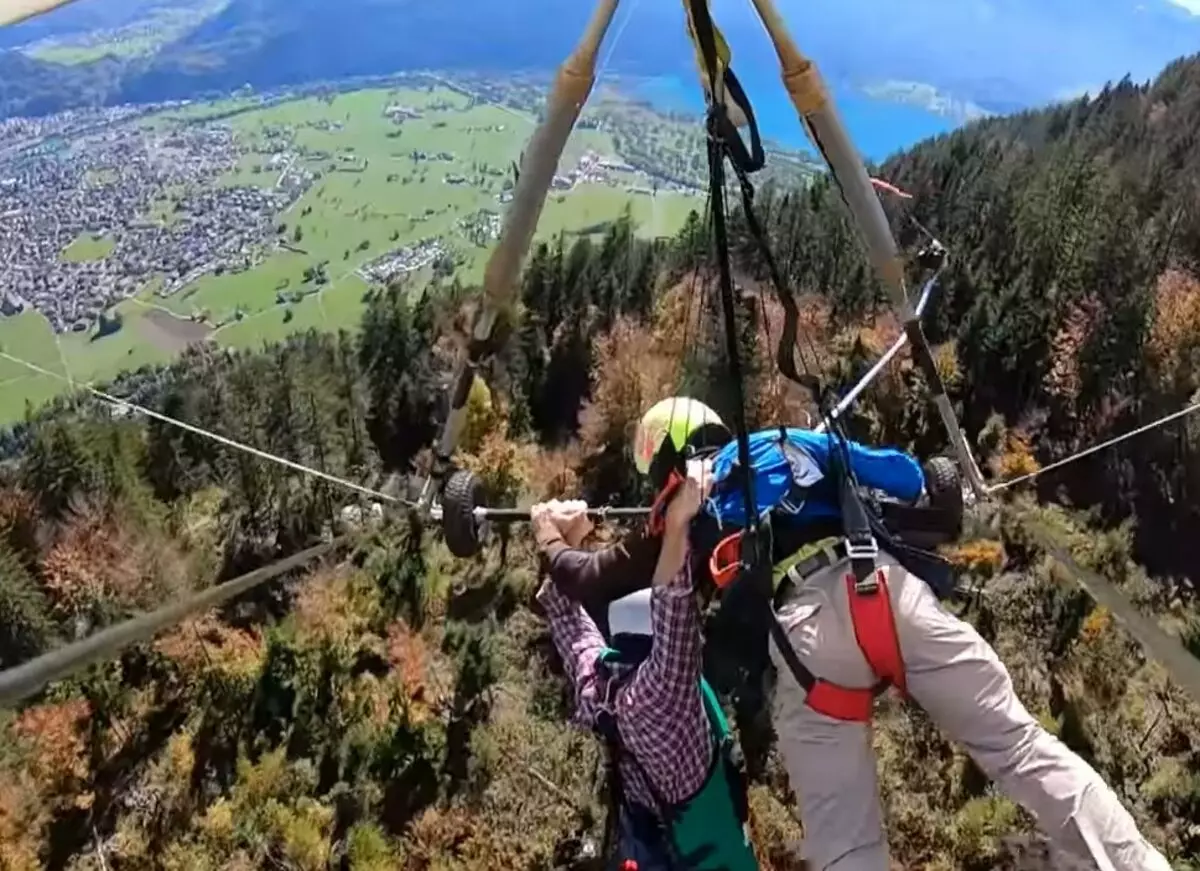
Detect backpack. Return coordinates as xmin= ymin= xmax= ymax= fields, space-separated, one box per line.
xmin=596 ymin=649 xmax=759 ymax=871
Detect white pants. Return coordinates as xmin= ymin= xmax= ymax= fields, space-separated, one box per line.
xmin=768 ymin=553 xmax=1173 ymax=871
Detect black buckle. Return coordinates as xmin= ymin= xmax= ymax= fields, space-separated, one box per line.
xmin=854 ymin=571 xmax=880 ymax=596
xmin=846 ymin=532 xmax=879 ymax=595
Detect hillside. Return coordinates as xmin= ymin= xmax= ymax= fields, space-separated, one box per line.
xmin=0 ymin=0 xmax=196 ymax=50
xmin=733 ymin=52 xmax=1200 ymax=583
xmin=2 ymin=48 xmax=1200 ymax=871
xmin=0 ymin=0 xmax=693 ymax=118
xmin=117 ymin=0 xmax=688 ymax=104
xmin=0 ymin=50 xmax=125 ymax=116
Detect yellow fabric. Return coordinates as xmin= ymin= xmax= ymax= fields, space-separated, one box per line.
xmin=634 ymin=397 xmax=725 ymax=475
xmin=0 ymin=0 xmax=78 ymax=27
xmin=682 ymin=0 xmax=731 ymax=95
xmin=771 ymin=537 xmax=838 ymax=591
xmin=681 ymin=0 xmax=749 ymax=128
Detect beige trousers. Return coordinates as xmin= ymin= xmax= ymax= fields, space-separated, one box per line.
xmin=768 ymin=551 xmax=1173 ymax=871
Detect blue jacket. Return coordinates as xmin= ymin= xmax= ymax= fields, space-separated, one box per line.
xmin=704 ymin=428 xmax=924 ymax=529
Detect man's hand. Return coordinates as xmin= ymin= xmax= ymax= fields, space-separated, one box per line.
xmin=530 ymin=499 xmax=594 ymax=548
xmin=553 ymin=499 xmax=594 ymax=547
xmin=664 ymin=458 xmax=712 ymax=534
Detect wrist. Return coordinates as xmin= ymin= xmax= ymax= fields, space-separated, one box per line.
xmin=662 ymin=520 xmax=691 ymax=545
xmin=533 ymin=516 xmax=563 ymax=546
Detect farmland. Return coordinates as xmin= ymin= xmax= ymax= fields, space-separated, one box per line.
xmin=0 ymin=77 xmax=722 ymax=423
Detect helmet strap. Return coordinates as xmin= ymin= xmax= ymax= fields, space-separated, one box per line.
xmin=648 ymin=437 xmax=685 ymax=491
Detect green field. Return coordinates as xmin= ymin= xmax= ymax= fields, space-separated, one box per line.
xmin=0 ymin=294 xmax=183 ymax=422
xmin=30 ymin=35 xmax=159 ymax=65
xmin=0 ymin=84 xmax=703 ymax=424
xmin=61 ymin=232 xmax=116 ymax=262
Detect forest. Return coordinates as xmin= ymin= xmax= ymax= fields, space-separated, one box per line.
xmin=2 ymin=53 xmax=1200 ymax=871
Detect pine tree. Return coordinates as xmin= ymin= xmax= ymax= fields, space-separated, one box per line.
xmin=0 ymin=543 xmax=55 ymax=668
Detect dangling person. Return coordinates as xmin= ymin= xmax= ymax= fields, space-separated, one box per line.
xmin=534 ymin=459 xmax=759 ymax=871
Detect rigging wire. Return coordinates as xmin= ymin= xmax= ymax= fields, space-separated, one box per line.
xmin=988 ymin=398 xmax=1200 ymax=493
xmin=0 ymin=350 xmax=405 ymax=508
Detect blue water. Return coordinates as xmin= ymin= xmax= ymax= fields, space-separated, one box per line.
xmin=632 ymin=74 xmax=957 ymax=164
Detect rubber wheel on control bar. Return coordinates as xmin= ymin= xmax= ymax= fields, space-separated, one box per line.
xmin=443 ymin=469 xmax=485 ymax=558
xmin=922 ymin=455 xmax=964 ymax=533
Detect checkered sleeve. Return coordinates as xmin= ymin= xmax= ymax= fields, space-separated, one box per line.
xmin=614 ymin=550 xmax=713 ymax=803
xmin=536 ymin=577 xmax=606 ymax=728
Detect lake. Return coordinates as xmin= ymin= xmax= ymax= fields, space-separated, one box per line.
xmin=632 ymin=73 xmax=958 ymax=164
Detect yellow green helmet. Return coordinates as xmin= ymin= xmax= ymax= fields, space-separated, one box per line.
xmin=633 ymin=396 xmax=729 ymax=478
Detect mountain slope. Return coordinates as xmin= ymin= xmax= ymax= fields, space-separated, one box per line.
xmin=117 ymin=0 xmax=693 ymax=103
xmin=0 ymin=50 xmax=125 ymax=116
xmin=1 ymin=47 xmax=1200 ymax=870
xmin=0 ymin=0 xmax=163 ymax=49
xmin=736 ymin=52 xmax=1200 ymax=583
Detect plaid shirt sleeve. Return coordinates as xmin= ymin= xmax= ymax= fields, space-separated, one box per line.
xmin=535 ymin=577 xmax=606 ymax=730
xmin=615 ymin=549 xmax=713 ymax=805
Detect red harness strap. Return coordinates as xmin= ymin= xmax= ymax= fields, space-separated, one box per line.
xmin=803 ymin=569 xmax=907 ymax=722
xmin=687 ymin=471 xmax=907 ymax=723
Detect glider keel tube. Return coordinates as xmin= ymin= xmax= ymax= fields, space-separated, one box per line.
xmin=425 ymin=0 xmax=620 ymax=507
xmin=745 ymin=0 xmax=907 ymax=312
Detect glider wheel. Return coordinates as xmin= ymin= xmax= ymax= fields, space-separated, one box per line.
xmin=922 ymin=455 xmax=964 ymax=530
xmin=442 ymin=469 xmax=485 ymax=558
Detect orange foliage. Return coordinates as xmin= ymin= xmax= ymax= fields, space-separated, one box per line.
xmin=405 ymin=806 xmax=476 ymax=862
xmin=457 ymin=429 xmax=535 ymax=506
xmin=752 ymin=286 xmax=833 ymax=354
xmin=1045 ymin=295 xmax=1101 ymax=407
xmin=41 ymin=512 xmax=128 ymax=613
xmin=340 ymin=674 xmax=395 ymax=730
xmin=652 ymin=273 xmax=708 ymax=353
xmin=10 ymin=699 xmax=91 ymax=795
xmin=854 ymin=312 xmax=903 ymax=359
xmin=754 ymin=288 xmax=836 ymax=376
xmin=1147 ymin=269 xmax=1200 ymax=395
xmin=155 ymin=613 xmax=265 ymax=680
xmin=386 ymin=620 xmax=429 ymax=703
xmin=754 ymin=370 xmax=820 ymax=429
xmin=993 ymin=433 xmax=1041 ymax=484
xmin=292 ymin=568 xmax=370 ymax=649
xmin=0 ymin=780 xmax=42 ymax=871
xmin=942 ymin=539 xmax=1006 ymax=576
xmin=1080 ymin=605 xmax=1114 ymax=644
xmin=578 ymin=315 xmax=678 ymax=459
xmin=41 ymin=509 xmax=188 ymax=616
xmin=522 ymin=445 xmax=582 ymax=502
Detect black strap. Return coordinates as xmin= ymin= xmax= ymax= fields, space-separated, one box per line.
xmin=599 ymin=720 xmax=623 ymax=860
xmin=594 ymin=664 xmax=682 ymax=861
xmin=773 ymin=540 xmax=846 ymax=608
xmin=600 ymin=708 xmax=749 ymax=871
xmin=765 ymin=598 xmax=817 ymax=695
xmin=768 ymin=538 xmax=892 ymax=702
xmin=879 ymin=501 xmax=961 ymax=537
xmin=715 ymin=67 xmax=765 ymax=174
xmin=685 ymin=0 xmax=765 ymax=176
xmin=827 ymin=438 xmax=880 ymax=593
xmin=726 ymin=162 xmax=819 ymax=396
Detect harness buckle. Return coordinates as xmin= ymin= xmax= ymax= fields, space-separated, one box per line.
xmin=846 ymin=534 xmax=880 ymax=594
xmin=854 ymin=574 xmax=879 ymax=595
xmin=845 ymin=536 xmax=878 ymax=563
